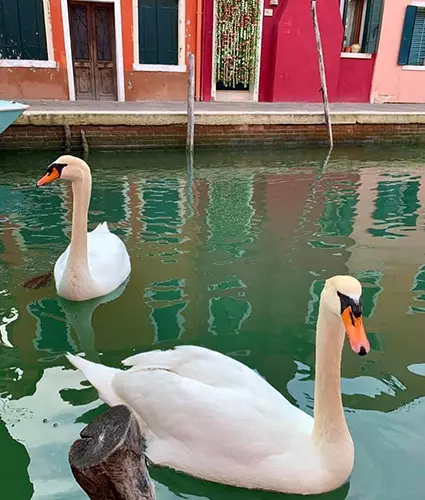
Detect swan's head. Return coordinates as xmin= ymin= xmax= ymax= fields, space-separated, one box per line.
xmin=321 ymin=275 xmax=370 ymax=356
xmin=36 ymin=155 xmax=90 ymax=186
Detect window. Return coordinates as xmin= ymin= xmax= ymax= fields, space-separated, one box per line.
xmin=340 ymin=0 xmax=383 ymax=55
xmin=144 ymin=279 xmax=187 ymax=343
xmin=398 ymin=6 xmax=425 ymax=67
xmin=0 ymin=0 xmax=47 ymax=60
xmin=319 ymin=183 xmax=358 ymax=237
xmin=368 ymin=178 xmax=419 ymax=238
xmin=136 ymin=0 xmax=182 ymax=68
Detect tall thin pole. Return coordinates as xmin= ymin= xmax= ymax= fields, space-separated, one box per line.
xmin=186 ymin=52 xmax=195 ymax=153
xmin=311 ymin=0 xmax=333 ymax=150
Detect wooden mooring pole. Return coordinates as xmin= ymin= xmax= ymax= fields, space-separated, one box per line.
xmin=186 ymin=52 xmax=195 ymax=153
xmin=311 ymin=0 xmax=333 ymax=150
xmin=69 ymin=405 xmax=155 ymax=500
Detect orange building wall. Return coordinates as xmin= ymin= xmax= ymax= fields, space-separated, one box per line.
xmin=0 ymin=0 xmax=68 ymax=100
xmin=121 ymin=0 xmax=197 ymax=101
xmin=0 ymin=0 xmax=197 ymax=102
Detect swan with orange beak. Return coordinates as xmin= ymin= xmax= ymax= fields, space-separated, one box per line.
xmin=30 ymin=155 xmax=131 ymax=301
xmin=65 ymin=275 xmax=371 ymax=495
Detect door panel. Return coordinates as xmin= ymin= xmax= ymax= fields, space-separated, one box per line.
xmin=69 ymin=2 xmax=117 ymax=100
xmin=94 ymin=4 xmax=116 ymax=100
xmin=70 ymin=3 xmax=94 ymax=100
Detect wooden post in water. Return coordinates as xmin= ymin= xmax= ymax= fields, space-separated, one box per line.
xmin=69 ymin=405 xmax=155 ymax=500
xmin=311 ymin=0 xmax=333 ymax=150
xmin=186 ymin=52 xmax=195 ymax=153
xmin=64 ymin=124 xmax=71 ymax=152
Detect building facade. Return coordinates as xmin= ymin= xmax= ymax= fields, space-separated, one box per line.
xmin=371 ymin=0 xmax=425 ymax=103
xmin=0 ymin=0 xmax=198 ymax=101
xmin=2 ymin=0 xmax=425 ymax=104
xmin=202 ymin=0 xmax=384 ymax=103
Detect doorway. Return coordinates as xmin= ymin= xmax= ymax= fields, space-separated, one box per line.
xmin=212 ymin=0 xmax=263 ymax=102
xmin=69 ymin=1 xmax=117 ymax=100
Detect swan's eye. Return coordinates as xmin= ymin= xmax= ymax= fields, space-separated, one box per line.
xmin=337 ymin=291 xmax=362 ymax=318
xmin=46 ymin=162 xmax=67 ymax=176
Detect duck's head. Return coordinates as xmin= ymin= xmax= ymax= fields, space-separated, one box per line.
xmin=321 ymin=275 xmax=370 ymax=356
xmin=36 ymin=155 xmax=90 ymax=186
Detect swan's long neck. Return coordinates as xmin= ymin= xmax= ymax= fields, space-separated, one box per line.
xmin=65 ymin=173 xmax=92 ymax=277
xmin=312 ymin=302 xmax=349 ymax=444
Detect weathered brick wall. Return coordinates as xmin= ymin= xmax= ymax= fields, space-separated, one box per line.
xmin=1 ymin=123 xmax=425 ymax=151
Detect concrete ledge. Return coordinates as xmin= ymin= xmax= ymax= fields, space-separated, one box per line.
xmin=4 ymin=101 xmax=425 ymax=150
xmin=15 ymin=110 xmax=425 ymax=127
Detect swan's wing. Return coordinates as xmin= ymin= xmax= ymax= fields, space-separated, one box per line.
xmin=112 ymin=363 xmax=313 ymax=467
xmin=122 ymin=345 xmax=281 ymax=393
xmin=87 ymin=223 xmax=131 ymax=291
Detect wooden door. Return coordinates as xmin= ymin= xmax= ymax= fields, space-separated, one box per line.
xmin=69 ymin=2 xmax=117 ymax=100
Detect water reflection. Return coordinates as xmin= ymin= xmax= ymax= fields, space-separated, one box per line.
xmin=0 ymin=148 xmax=425 ymax=498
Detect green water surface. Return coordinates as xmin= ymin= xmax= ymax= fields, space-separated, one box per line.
xmin=0 ymin=147 xmax=425 ymax=499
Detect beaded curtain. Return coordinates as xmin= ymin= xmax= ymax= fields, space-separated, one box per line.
xmin=215 ymin=0 xmax=261 ymax=88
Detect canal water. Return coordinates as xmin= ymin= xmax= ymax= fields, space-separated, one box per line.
xmin=0 ymin=147 xmax=425 ymax=499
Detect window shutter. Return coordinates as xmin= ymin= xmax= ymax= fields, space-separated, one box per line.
xmin=398 ymin=6 xmax=417 ymax=65
xmin=0 ymin=0 xmax=47 ymax=60
xmin=139 ymin=0 xmax=178 ymax=65
xmin=0 ymin=0 xmax=20 ymax=59
xmin=20 ymin=0 xmax=48 ymax=59
xmin=362 ymin=0 xmax=383 ymax=54
xmin=408 ymin=8 xmax=425 ymax=66
xmin=157 ymin=0 xmax=178 ymax=65
xmin=139 ymin=0 xmax=159 ymax=64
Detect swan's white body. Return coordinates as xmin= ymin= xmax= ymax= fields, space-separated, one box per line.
xmin=54 ymin=221 xmax=130 ymax=301
xmin=67 ymin=276 xmax=370 ymax=495
xmin=38 ymin=155 xmax=131 ymax=301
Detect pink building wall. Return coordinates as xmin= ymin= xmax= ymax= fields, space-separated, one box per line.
xmin=371 ymin=0 xmax=425 ymax=103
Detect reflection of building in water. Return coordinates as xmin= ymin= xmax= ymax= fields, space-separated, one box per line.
xmin=204 ymin=174 xmax=256 ymax=336
xmin=346 ymin=168 xmax=425 ymax=407
xmin=27 ymin=298 xmax=76 ymax=358
xmin=4 ymin=161 xmax=425 ymax=410
xmin=0 ymin=418 xmax=33 ymax=499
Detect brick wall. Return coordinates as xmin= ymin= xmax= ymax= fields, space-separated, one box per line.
xmin=1 ymin=123 xmax=425 ymax=150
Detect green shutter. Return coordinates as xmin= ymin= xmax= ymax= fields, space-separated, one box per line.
xmin=139 ymin=0 xmax=158 ymax=64
xmin=398 ymin=6 xmax=417 ymax=65
xmin=139 ymin=0 xmax=178 ymax=65
xmin=362 ymin=0 xmax=383 ymax=54
xmin=157 ymin=0 xmax=178 ymax=65
xmin=0 ymin=0 xmax=47 ymax=60
xmin=408 ymin=8 xmax=425 ymax=65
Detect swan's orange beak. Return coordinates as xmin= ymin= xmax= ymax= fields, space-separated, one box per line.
xmin=37 ymin=167 xmax=60 ymax=187
xmin=342 ymin=307 xmax=370 ymax=356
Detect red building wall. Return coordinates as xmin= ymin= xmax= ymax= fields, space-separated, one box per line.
xmin=337 ymin=57 xmax=375 ymax=103
xmin=260 ymin=0 xmax=343 ymax=102
xmin=202 ymin=0 xmax=375 ymax=103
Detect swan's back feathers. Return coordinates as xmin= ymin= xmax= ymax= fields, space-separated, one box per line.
xmin=66 ymin=353 xmax=125 ymax=407
xmin=92 ymin=221 xmax=110 ymax=234
xmin=66 ymin=346 xmax=318 ymax=493
xmin=123 ymin=346 xmax=272 ymax=389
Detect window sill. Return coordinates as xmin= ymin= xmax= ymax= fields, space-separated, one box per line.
xmin=132 ymin=63 xmax=187 ymax=73
xmin=0 ymin=59 xmax=57 ymax=69
xmin=401 ymin=65 xmax=425 ymax=71
xmin=340 ymin=53 xmax=373 ymax=59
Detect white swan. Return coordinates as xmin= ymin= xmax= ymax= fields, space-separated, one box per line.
xmin=36 ymin=155 xmax=131 ymax=302
xmin=66 ymin=275 xmax=370 ymax=495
